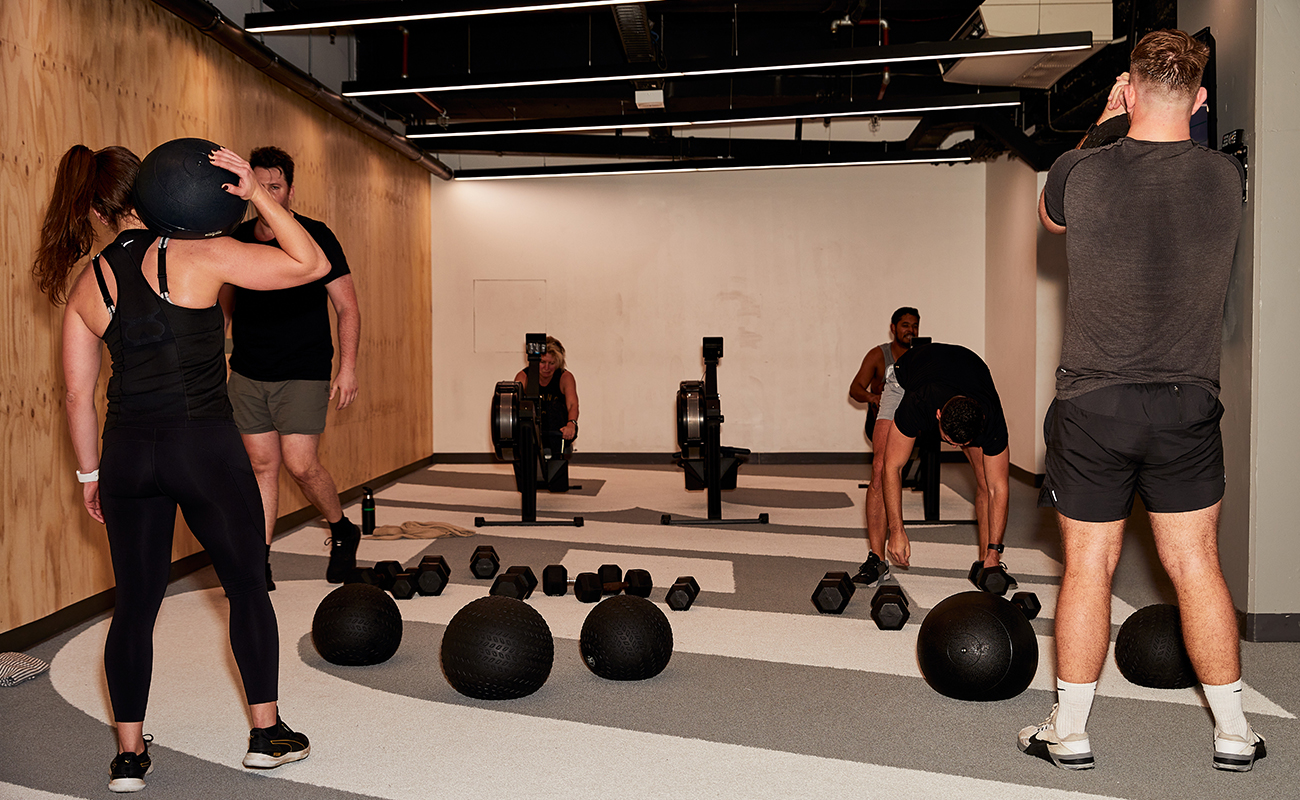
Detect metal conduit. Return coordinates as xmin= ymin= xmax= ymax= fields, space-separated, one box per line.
xmin=154 ymin=0 xmax=454 ymax=180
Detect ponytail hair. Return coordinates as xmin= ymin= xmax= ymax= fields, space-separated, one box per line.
xmin=33 ymin=145 xmax=140 ymax=305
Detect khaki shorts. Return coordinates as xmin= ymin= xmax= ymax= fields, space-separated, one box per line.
xmin=228 ymin=371 xmax=330 ymax=436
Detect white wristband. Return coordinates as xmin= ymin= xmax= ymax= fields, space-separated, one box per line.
xmin=76 ymin=469 xmax=99 ymax=483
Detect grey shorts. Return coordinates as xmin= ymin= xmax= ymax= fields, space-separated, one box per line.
xmin=228 ymin=371 xmax=330 ymax=436
xmin=877 ymin=370 xmax=905 ymax=423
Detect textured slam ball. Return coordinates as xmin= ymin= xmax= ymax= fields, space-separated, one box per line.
xmin=916 ymin=591 xmax=1038 ymax=702
xmin=579 ymin=595 xmax=673 ymax=681
xmin=133 ymin=138 xmax=248 ymax=239
xmin=1115 ymin=604 xmax=1197 ymax=689
xmin=441 ymin=596 xmax=554 ymax=700
xmin=312 ymin=584 xmax=403 ymax=666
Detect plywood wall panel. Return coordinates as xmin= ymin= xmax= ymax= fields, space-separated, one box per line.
xmin=2 ymin=0 xmax=433 ymax=635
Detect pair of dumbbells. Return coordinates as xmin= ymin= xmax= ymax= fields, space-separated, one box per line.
xmin=348 ymin=555 xmax=451 ymax=600
xmin=811 ymin=571 xmax=910 ymax=630
xmin=541 ymin=564 xmax=653 ymax=603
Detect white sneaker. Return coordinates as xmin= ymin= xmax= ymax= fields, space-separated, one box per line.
xmin=1018 ymin=705 xmax=1095 ymax=770
xmin=1213 ymin=727 xmax=1266 ymax=772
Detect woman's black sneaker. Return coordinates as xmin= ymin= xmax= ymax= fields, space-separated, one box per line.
xmin=108 ymin=735 xmax=153 ymax=793
xmin=243 ymin=716 xmax=311 ymax=769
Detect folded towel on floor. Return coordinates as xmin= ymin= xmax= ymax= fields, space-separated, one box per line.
xmin=0 ymin=652 xmax=50 ymax=687
xmin=370 ymin=521 xmax=476 ymax=540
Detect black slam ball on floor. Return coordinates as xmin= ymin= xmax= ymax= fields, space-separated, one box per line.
xmin=579 ymin=595 xmax=673 ymax=681
xmin=133 ymin=138 xmax=248 ymax=239
xmin=441 ymin=595 xmax=554 ymax=700
xmin=1115 ymin=604 xmax=1197 ymax=689
xmin=312 ymin=584 xmax=403 ymax=666
xmin=916 ymin=591 xmax=1038 ymax=701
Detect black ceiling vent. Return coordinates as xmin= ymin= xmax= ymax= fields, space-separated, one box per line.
xmin=611 ymin=4 xmax=657 ymax=63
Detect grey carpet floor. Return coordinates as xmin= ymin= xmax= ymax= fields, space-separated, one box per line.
xmin=2 ymin=462 xmax=1296 ymax=799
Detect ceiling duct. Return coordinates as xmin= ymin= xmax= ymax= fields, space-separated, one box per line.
xmin=611 ymin=4 xmax=657 ymax=62
xmin=941 ymin=1 xmax=1112 ymax=90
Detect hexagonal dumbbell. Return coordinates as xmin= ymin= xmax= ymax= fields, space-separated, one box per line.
xmin=506 ymin=565 xmax=538 ymax=598
xmin=869 ymin=584 xmax=910 ymax=630
xmin=490 ymin=567 xmax=536 ymax=600
xmin=666 ymin=576 xmax=700 ymax=611
xmin=412 ymin=555 xmax=451 ymax=596
xmin=812 ymin=571 xmax=856 ymax=614
xmin=598 ymin=564 xmax=624 ymax=595
xmin=625 ymin=568 xmax=653 ymax=598
xmin=390 ymin=570 xmax=419 ymax=600
xmin=470 ymin=545 xmax=500 ymax=580
xmin=374 ymin=560 xmax=404 ymax=591
xmin=542 ymin=564 xmax=570 ymax=596
xmin=573 ymin=571 xmax=603 ymax=603
xmin=1011 ymin=591 xmax=1041 ymax=620
xmin=968 ymin=560 xmax=1012 ymax=597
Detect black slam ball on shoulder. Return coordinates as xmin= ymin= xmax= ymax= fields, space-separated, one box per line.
xmin=441 ymin=595 xmax=555 ymax=700
xmin=580 ymin=595 xmax=674 ymax=681
xmin=312 ymin=584 xmax=403 ymax=666
xmin=1115 ymin=604 xmax=1197 ymax=689
xmin=916 ymin=591 xmax=1038 ymax=701
xmin=133 ymin=137 xmax=247 ymax=239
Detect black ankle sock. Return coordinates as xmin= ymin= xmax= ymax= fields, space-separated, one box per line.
xmin=329 ymin=516 xmax=354 ymax=537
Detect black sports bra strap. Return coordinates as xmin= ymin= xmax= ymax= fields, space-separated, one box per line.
xmin=91 ymin=254 xmax=116 ymax=315
xmin=157 ymin=237 xmax=171 ymax=301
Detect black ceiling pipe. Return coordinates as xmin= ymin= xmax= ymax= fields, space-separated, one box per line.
xmin=152 ymin=0 xmax=453 ymax=180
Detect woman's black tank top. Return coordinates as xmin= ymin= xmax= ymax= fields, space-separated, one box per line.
xmin=92 ymin=230 xmax=232 ymax=431
xmin=536 ymin=368 xmax=569 ymax=433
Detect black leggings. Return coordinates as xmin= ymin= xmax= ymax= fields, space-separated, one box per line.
xmin=99 ymin=421 xmax=278 ymax=722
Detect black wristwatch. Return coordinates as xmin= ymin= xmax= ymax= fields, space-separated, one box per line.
xmin=987 ymin=543 xmax=1004 ymax=553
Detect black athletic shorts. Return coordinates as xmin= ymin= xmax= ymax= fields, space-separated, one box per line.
xmin=1038 ymin=383 xmax=1225 ymax=523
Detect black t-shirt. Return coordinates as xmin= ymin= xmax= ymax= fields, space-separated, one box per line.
xmin=892 ymin=343 xmax=1008 ymax=456
xmin=229 ymin=213 xmax=351 ymax=381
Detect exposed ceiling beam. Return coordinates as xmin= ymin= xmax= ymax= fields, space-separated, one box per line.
xmin=406 ymin=92 xmax=1020 ymax=138
xmin=342 ymin=32 xmax=1092 ymax=96
xmin=245 ymin=0 xmax=668 ymax=33
xmin=452 ymin=147 xmax=973 ymax=180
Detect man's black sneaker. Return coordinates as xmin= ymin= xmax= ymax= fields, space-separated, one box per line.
xmin=243 ymin=716 xmax=310 ymax=769
xmin=852 ymin=552 xmax=890 ymax=587
xmin=325 ymin=519 xmax=361 ymax=584
xmin=108 ymin=735 xmax=153 ymax=793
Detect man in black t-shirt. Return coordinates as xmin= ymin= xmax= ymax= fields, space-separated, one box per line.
xmin=220 ymin=147 xmax=362 ymax=588
xmin=1022 ymin=30 xmax=1259 ymax=774
xmin=879 ymin=343 xmax=1015 ymax=586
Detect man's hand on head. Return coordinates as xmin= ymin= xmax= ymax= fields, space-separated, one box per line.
xmin=1098 ymin=72 xmax=1131 ymax=125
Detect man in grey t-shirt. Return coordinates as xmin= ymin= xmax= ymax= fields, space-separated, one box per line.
xmin=1019 ymin=30 xmax=1259 ymax=773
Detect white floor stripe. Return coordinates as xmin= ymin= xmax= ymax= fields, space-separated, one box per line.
xmin=558 ymin=549 xmax=737 ymax=593
xmin=51 ymin=583 xmax=1142 ymax=800
xmin=0 ymin=782 xmax=85 ymax=800
xmin=277 ymin=515 xmax=1063 ymax=580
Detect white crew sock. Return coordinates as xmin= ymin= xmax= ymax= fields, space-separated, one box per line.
xmin=1053 ymin=679 xmax=1097 ymax=738
xmin=1203 ymin=680 xmax=1250 ymax=737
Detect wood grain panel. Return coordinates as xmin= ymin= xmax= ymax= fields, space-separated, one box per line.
xmin=1 ymin=0 xmax=433 ymax=634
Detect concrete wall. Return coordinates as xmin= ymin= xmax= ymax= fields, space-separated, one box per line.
xmin=429 ymin=163 xmax=988 ymax=455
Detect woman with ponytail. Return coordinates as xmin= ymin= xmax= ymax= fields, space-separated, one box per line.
xmin=35 ymin=144 xmax=329 ymax=793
